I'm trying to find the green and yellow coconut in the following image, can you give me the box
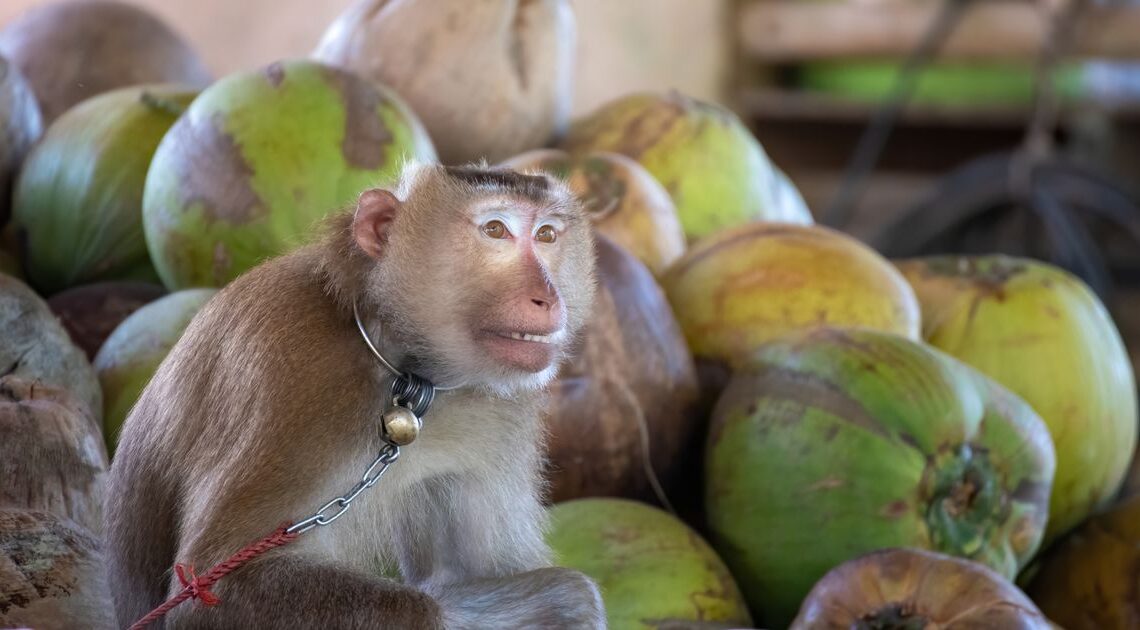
[897,255,1138,543]
[662,222,921,372]
[561,91,811,241]
[705,327,1055,627]
[94,288,216,453]
[142,59,436,289]
[547,498,752,630]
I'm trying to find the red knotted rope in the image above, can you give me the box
[128,523,299,630]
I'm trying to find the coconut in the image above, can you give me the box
[500,149,686,276]
[142,59,436,289]
[792,548,1053,629]
[897,255,1138,543]
[314,0,574,165]
[1026,494,1140,629]
[705,327,1055,627]
[0,53,41,226]
[546,498,752,630]
[94,288,216,453]
[0,508,116,630]
[0,0,211,123]
[0,375,107,535]
[561,91,812,241]
[0,272,100,420]
[12,85,198,294]
[662,222,921,374]
[545,237,701,506]
[47,282,167,360]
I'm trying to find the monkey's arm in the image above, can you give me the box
[392,459,605,629]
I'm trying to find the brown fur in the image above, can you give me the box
[104,163,602,629]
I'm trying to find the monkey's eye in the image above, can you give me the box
[535,225,557,244]
[482,220,510,239]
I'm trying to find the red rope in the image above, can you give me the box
[128,522,299,630]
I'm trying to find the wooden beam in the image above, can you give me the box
[739,1,1140,62]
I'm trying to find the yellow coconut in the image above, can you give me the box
[661,222,920,371]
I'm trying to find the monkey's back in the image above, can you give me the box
[103,245,379,626]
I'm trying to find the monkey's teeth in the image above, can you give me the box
[510,332,552,343]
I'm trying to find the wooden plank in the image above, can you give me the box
[740,0,1140,62]
[737,87,1038,127]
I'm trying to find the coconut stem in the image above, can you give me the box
[925,445,1000,558]
[943,475,979,518]
[139,91,188,118]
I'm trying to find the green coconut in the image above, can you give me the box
[561,91,812,241]
[0,53,41,227]
[94,288,215,453]
[142,59,436,289]
[11,85,197,294]
[705,327,1056,627]
[547,498,752,630]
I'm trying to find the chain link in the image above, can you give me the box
[286,442,401,535]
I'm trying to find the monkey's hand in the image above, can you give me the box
[428,567,606,630]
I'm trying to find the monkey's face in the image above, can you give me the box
[357,168,596,395]
[461,199,592,377]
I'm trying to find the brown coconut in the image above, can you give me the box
[1026,494,1140,629]
[792,548,1054,629]
[0,53,41,226]
[313,0,575,164]
[48,282,167,361]
[0,508,116,630]
[0,0,211,123]
[544,235,701,508]
[0,272,101,420]
[0,375,107,534]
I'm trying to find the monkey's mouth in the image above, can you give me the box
[502,331,555,344]
[480,329,563,372]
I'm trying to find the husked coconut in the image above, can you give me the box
[0,273,101,419]
[0,375,108,535]
[0,508,115,630]
[314,0,575,164]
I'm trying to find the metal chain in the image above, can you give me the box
[284,310,444,536]
[286,441,401,535]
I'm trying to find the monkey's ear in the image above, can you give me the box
[353,189,400,260]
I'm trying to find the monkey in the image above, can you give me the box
[103,161,604,629]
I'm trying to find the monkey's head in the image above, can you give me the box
[351,162,597,395]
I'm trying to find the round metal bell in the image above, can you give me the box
[382,406,421,446]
